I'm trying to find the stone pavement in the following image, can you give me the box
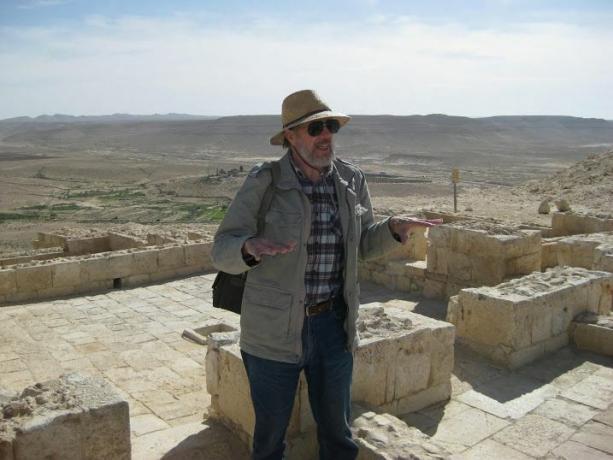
[0,274,612,459]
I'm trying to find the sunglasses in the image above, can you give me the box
[306,119,341,137]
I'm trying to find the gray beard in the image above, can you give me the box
[296,143,335,169]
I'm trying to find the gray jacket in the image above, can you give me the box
[211,152,399,363]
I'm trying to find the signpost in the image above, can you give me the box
[451,168,460,212]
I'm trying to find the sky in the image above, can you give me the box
[1,0,612,120]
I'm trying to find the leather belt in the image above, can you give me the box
[305,299,334,317]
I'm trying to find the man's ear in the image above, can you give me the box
[284,128,295,146]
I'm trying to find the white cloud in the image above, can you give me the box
[1,14,612,118]
[17,0,71,10]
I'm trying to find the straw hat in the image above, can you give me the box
[270,89,351,145]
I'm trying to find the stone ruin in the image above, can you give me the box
[0,373,130,460]
[1,209,613,459]
[0,225,215,305]
[205,306,454,458]
[447,266,613,368]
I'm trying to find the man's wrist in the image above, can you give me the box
[241,239,259,266]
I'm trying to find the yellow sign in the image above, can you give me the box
[451,168,460,183]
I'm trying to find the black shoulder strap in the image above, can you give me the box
[256,161,280,231]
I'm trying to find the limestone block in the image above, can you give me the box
[594,247,613,272]
[79,256,111,283]
[209,306,454,455]
[353,306,453,413]
[450,267,613,368]
[65,237,110,256]
[15,264,53,292]
[353,338,394,406]
[423,278,446,299]
[541,240,561,270]
[51,260,81,288]
[120,274,150,288]
[1,373,130,460]
[157,245,186,270]
[429,325,455,386]
[506,341,545,369]
[108,232,143,251]
[429,248,449,276]
[209,344,254,439]
[44,285,76,300]
[447,252,473,281]
[107,252,136,279]
[386,260,409,276]
[405,260,426,279]
[407,226,428,260]
[469,256,505,285]
[530,300,553,344]
[132,249,159,274]
[394,382,451,415]
[353,411,449,460]
[505,252,541,276]
[543,332,569,353]
[573,323,613,356]
[0,268,17,296]
[185,242,213,269]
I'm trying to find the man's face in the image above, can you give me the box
[285,119,335,168]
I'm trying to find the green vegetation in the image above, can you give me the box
[62,188,145,200]
[176,203,228,222]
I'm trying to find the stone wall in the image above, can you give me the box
[447,266,613,368]
[0,241,214,306]
[424,223,541,299]
[551,212,613,237]
[541,232,613,272]
[0,373,130,460]
[358,226,428,293]
[205,306,454,458]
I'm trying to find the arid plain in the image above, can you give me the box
[1,114,612,255]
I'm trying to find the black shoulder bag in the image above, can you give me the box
[212,162,280,314]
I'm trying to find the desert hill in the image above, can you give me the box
[522,150,613,214]
[2,114,613,168]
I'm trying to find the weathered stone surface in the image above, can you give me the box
[15,265,53,292]
[79,256,111,283]
[492,414,574,458]
[561,374,613,410]
[456,438,533,460]
[570,420,613,455]
[448,267,613,368]
[0,269,17,296]
[51,260,81,288]
[0,373,131,460]
[207,305,454,457]
[533,398,599,427]
[550,439,612,460]
[551,211,613,237]
[353,411,449,459]
[157,246,186,271]
[572,322,613,356]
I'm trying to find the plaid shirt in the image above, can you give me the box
[290,155,344,307]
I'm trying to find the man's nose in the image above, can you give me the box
[320,126,333,138]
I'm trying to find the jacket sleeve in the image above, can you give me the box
[356,170,400,261]
[211,168,272,274]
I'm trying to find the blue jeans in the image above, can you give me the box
[241,308,358,460]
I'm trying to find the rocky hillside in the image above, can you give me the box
[523,150,612,215]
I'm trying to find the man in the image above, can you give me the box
[212,90,440,460]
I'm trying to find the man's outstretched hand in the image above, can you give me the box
[243,238,297,262]
[388,216,443,244]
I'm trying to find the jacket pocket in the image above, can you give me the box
[263,210,302,242]
[241,283,293,342]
